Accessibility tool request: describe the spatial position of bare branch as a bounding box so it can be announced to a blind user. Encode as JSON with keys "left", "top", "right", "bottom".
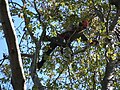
{"left": 9, "top": 0, "right": 22, "bottom": 8}
{"left": 21, "top": 53, "right": 33, "bottom": 58}
{"left": 22, "top": 0, "right": 38, "bottom": 45}
{"left": 33, "top": 0, "right": 41, "bottom": 23}
{"left": 30, "top": 52, "right": 46, "bottom": 90}
{"left": 21, "top": 1, "right": 45, "bottom": 89}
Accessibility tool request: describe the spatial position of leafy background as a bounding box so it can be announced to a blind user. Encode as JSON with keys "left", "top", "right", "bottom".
{"left": 0, "top": 0, "right": 120, "bottom": 89}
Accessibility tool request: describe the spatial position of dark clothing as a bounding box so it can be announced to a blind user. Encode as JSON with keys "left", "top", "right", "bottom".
{"left": 38, "top": 27, "right": 88, "bottom": 69}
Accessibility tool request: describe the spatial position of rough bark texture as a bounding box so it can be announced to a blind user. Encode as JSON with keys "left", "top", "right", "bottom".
{"left": 101, "top": 1, "right": 120, "bottom": 89}
{"left": 101, "top": 60, "right": 115, "bottom": 90}
{"left": 0, "top": 0, "right": 26, "bottom": 90}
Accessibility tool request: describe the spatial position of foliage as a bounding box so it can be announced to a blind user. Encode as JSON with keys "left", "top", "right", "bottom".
{"left": 0, "top": 0, "right": 119, "bottom": 89}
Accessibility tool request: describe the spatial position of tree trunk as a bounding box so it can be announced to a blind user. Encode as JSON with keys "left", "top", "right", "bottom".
{"left": 0, "top": 0, "right": 26, "bottom": 90}
{"left": 101, "top": 60, "right": 115, "bottom": 90}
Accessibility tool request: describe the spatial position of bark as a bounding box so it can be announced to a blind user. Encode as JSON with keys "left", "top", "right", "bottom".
{"left": 30, "top": 53, "right": 46, "bottom": 90}
{"left": 21, "top": 0, "right": 46, "bottom": 89}
{"left": 101, "top": 2, "right": 120, "bottom": 89}
{"left": 101, "top": 60, "right": 116, "bottom": 90}
{"left": 0, "top": 0, "right": 26, "bottom": 90}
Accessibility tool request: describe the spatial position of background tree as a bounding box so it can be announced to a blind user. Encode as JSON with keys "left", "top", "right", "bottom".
{"left": 0, "top": 0, "right": 119, "bottom": 90}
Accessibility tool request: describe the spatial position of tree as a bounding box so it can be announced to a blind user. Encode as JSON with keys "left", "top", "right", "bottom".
{"left": 0, "top": 0, "right": 119, "bottom": 90}
{"left": 0, "top": 0, "right": 26, "bottom": 90}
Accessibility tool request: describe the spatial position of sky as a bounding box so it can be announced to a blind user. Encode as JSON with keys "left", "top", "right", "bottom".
{"left": 0, "top": 1, "right": 33, "bottom": 89}
{"left": 0, "top": 0, "right": 21, "bottom": 60}
{"left": 0, "top": 0, "right": 117, "bottom": 89}
{"left": 0, "top": 0, "right": 21, "bottom": 61}
{"left": 0, "top": 32, "right": 8, "bottom": 60}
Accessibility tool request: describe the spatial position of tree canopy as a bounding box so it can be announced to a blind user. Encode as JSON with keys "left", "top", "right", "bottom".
{"left": 0, "top": 0, "right": 120, "bottom": 90}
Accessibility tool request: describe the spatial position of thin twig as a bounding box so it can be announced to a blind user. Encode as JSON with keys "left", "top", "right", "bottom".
{"left": 9, "top": 0, "right": 22, "bottom": 8}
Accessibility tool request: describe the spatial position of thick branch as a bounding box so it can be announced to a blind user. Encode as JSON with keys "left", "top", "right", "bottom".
{"left": 22, "top": 0, "right": 45, "bottom": 89}
{"left": 101, "top": 60, "right": 116, "bottom": 90}
{"left": 109, "top": 10, "right": 120, "bottom": 31}
{"left": 22, "top": 0, "right": 38, "bottom": 45}
{"left": 30, "top": 56, "right": 45, "bottom": 90}
{"left": 92, "top": 0, "right": 104, "bottom": 22}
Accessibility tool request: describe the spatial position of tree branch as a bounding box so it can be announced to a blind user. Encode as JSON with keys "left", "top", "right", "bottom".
{"left": 21, "top": 0, "right": 46, "bottom": 89}
{"left": 92, "top": 0, "right": 104, "bottom": 22}
{"left": 109, "top": 10, "right": 120, "bottom": 31}
{"left": 101, "top": 59, "right": 116, "bottom": 90}
{"left": 30, "top": 52, "right": 46, "bottom": 90}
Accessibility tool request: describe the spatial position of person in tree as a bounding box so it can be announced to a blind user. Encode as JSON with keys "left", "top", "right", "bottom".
{"left": 37, "top": 20, "right": 98, "bottom": 69}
